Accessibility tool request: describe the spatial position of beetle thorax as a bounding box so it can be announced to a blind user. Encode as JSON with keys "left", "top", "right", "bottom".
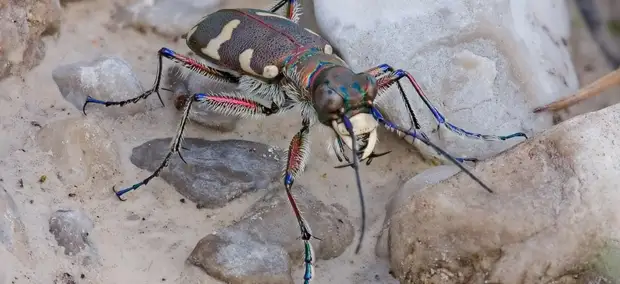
{"left": 282, "top": 48, "right": 347, "bottom": 91}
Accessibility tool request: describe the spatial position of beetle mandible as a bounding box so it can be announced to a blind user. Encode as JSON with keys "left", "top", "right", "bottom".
{"left": 81, "top": 0, "right": 528, "bottom": 282}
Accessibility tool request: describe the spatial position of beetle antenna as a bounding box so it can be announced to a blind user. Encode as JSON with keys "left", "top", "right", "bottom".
{"left": 341, "top": 115, "right": 366, "bottom": 254}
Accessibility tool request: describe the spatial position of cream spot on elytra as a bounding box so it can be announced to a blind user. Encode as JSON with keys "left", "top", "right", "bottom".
{"left": 202, "top": 19, "right": 241, "bottom": 60}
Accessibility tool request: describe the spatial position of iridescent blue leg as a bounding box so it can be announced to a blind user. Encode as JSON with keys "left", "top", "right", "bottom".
{"left": 303, "top": 241, "right": 314, "bottom": 284}
{"left": 371, "top": 64, "right": 528, "bottom": 141}
{"left": 370, "top": 107, "right": 494, "bottom": 193}
{"left": 82, "top": 47, "right": 238, "bottom": 115}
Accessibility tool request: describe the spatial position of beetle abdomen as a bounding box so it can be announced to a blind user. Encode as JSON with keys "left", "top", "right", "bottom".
{"left": 186, "top": 8, "right": 332, "bottom": 80}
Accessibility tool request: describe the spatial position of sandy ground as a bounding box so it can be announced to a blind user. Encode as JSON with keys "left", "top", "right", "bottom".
{"left": 0, "top": 1, "right": 431, "bottom": 283}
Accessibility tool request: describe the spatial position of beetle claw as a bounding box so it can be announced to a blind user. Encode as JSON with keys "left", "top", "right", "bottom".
{"left": 112, "top": 185, "right": 128, "bottom": 202}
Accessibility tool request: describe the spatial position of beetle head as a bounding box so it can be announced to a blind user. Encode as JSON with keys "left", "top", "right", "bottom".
{"left": 310, "top": 66, "right": 379, "bottom": 161}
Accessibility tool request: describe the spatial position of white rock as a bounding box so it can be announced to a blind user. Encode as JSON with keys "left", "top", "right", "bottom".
{"left": 387, "top": 102, "right": 620, "bottom": 283}
{"left": 375, "top": 165, "right": 460, "bottom": 259}
{"left": 114, "top": 0, "right": 275, "bottom": 38}
{"left": 52, "top": 56, "right": 150, "bottom": 118}
{"left": 313, "top": 0, "right": 579, "bottom": 161}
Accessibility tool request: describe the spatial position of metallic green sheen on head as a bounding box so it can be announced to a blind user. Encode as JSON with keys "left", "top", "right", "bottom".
{"left": 309, "top": 66, "right": 378, "bottom": 125}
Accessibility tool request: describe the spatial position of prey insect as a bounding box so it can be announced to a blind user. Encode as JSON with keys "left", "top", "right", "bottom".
{"left": 81, "top": 0, "right": 527, "bottom": 282}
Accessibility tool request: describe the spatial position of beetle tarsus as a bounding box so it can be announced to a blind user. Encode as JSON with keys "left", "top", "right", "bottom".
{"left": 112, "top": 185, "right": 129, "bottom": 201}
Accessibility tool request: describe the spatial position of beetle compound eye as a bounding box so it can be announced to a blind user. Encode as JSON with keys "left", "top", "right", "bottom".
{"left": 313, "top": 85, "right": 344, "bottom": 115}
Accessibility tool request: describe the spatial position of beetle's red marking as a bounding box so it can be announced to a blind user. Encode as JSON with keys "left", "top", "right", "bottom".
{"left": 285, "top": 189, "right": 303, "bottom": 218}
{"left": 209, "top": 96, "right": 258, "bottom": 109}
{"left": 288, "top": 4, "right": 294, "bottom": 20}
{"left": 234, "top": 10, "right": 303, "bottom": 48}
{"left": 173, "top": 52, "right": 221, "bottom": 75}
{"left": 287, "top": 134, "right": 303, "bottom": 173}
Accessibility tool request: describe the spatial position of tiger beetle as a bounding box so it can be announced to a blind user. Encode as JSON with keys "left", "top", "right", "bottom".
{"left": 81, "top": 0, "right": 528, "bottom": 282}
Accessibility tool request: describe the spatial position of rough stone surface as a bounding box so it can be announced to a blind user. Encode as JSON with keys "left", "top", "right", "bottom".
{"left": 375, "top": 165, "right": 460, "bottom": 259}
{"left": 387, "top": 103, "right": 620, "bottom": 283}
{"left": 167, "top": 65, "right": 240, "bottom": 132}
{"left": 0, "top": 184, "right": 28, "bottom": 260}
{"left": 188, "top": 230, "right": 292, "bottom": 284}
{"left": 0, "top": 0, "right": 61, "bottom": 81}
{"left": 36, "top": 117, "right": 121, "bottom": 190}
{"left": 52, "top": 56, "right": 150, "bottom": 117}
{"left": 188, "top": 185, "right": 355, "bottom": 283}
{"left": 48, "top": 209, "right": 95, "bottom": 256}
{"left": 129, "top": 138, "right": 283, "bottom": 209}
{"left": 313, "top": 0, "right": 579, "bottom": 161}
{"left": 235, "top": 185, "right": 355, "bottom": 260}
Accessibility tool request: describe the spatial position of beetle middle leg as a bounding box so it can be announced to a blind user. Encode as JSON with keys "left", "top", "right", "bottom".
{"left": 81, "top": 47, "right": 239, "bottom": 115}
{"left": 112, "top": 90, "right": 283, "bottom": 200}
{"left": 269, "top": 0, "right": 303, "bottom": 23}
{"left": 368, "top": 64, "right": 528, "bottom": 142}
{"left": 282, "top": 120, "right": 319, "bottom": 283}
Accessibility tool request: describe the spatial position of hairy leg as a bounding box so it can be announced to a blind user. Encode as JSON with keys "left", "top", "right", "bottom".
{"left": 112, "top": 91, "right": 281, "bottom": 201}
{"left": 82, "top": 47, "right": 239, "bottom": 115}
{"left": 282, "top": 121, "right": 316, "bottom": 284}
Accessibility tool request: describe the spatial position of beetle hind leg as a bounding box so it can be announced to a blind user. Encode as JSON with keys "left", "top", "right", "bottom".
{"left": 82, "top": 47, "right": 239, "bottom": 115}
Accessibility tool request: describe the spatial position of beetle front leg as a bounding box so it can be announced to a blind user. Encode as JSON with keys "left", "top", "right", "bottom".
{"left": 82, "top": 47, "right": 239, "bottom": 115}
{"left": 269, "top": 0, "right": 303, "bottom": 23}
{"left": 370, "top": 64, "right": 528, "bottom": 142}
{"left": 282, "top": 122, "right": 317, "bottom": 284}
{"left": 112, "top": 91, "right": 278, "bottom": 201}
{"left": 370, "top": 107, "right": 493, "bottom": 193}
{"left": 363, "top": 64, "right": 422, "bottom": 130}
